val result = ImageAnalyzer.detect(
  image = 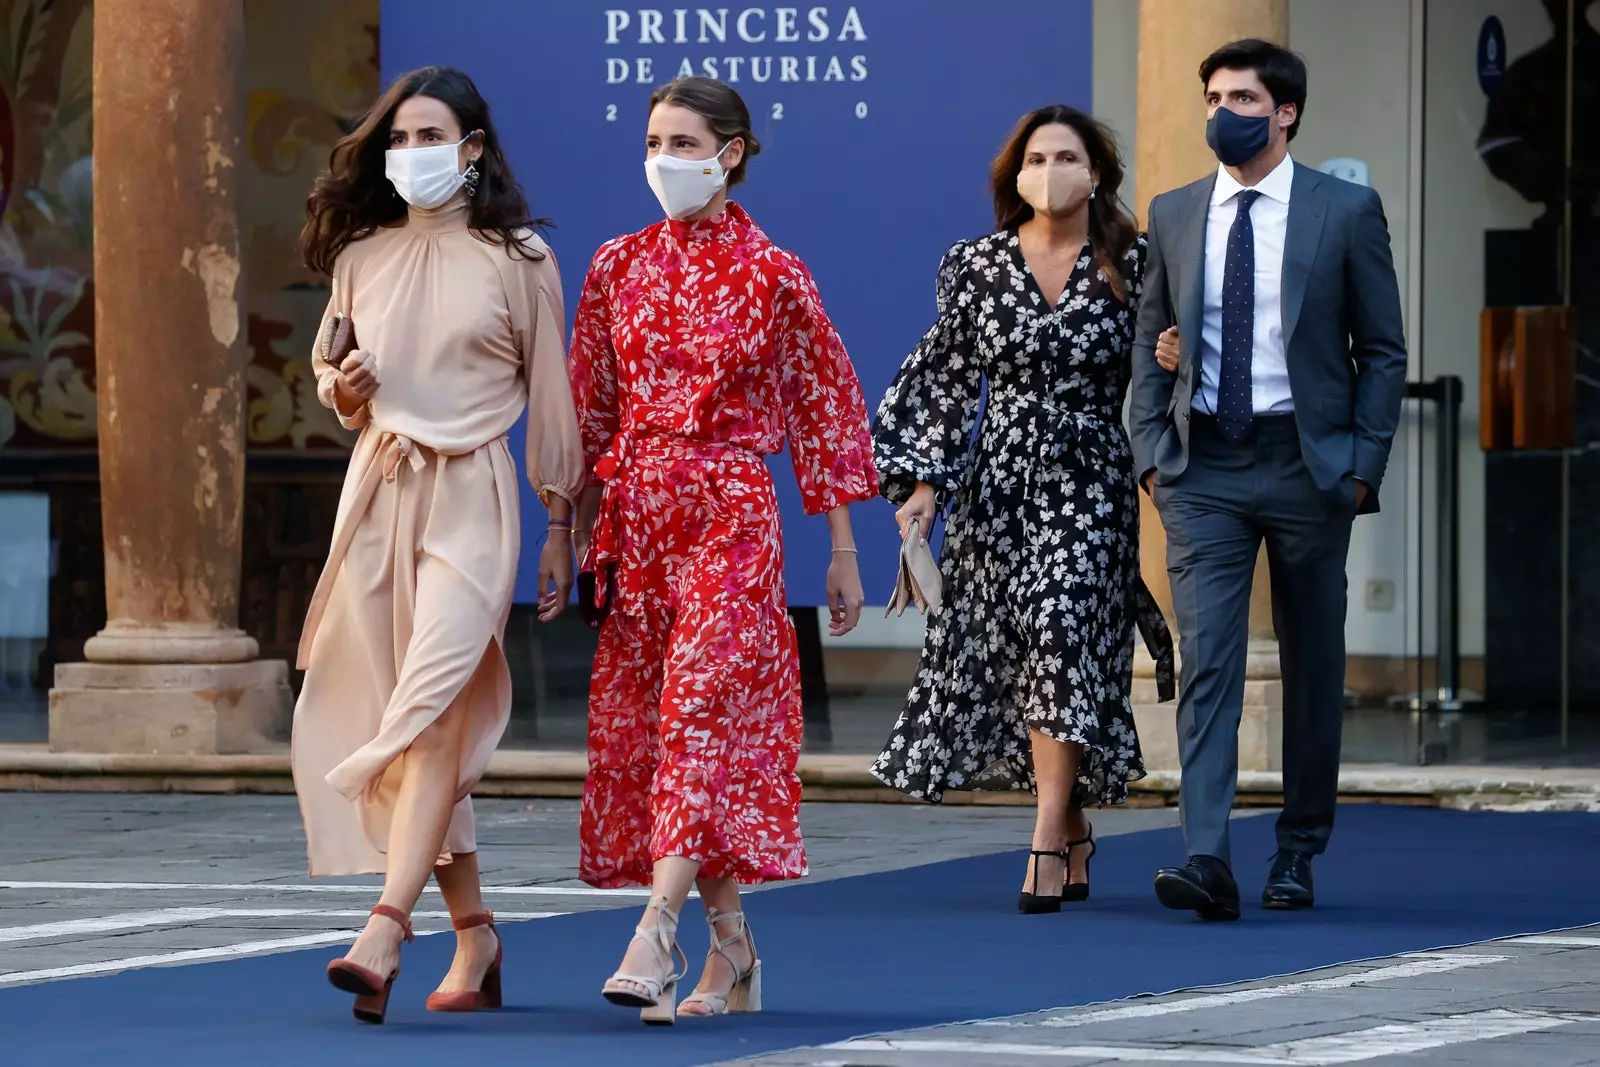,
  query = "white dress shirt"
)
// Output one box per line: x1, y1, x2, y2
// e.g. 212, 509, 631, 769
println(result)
1194, 154, 1295, 416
